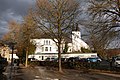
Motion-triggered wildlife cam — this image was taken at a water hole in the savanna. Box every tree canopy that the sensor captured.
[33,0,80,72]
[87,0,120,58]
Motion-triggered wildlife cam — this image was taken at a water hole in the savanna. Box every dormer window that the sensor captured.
[49,41,50,45]
[42,47,44,52]
[44,40,45,45]
[46,40,48,45]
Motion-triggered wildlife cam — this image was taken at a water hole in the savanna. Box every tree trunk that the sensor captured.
[25,47,28,67]
[58,43,62,72]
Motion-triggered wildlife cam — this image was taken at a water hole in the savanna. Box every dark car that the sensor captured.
[67,57,80,62]
[99,59,111,70]
[79,58,88,62]
[45,57,55,61]
[61,58,68,62]
[53,58,68,62]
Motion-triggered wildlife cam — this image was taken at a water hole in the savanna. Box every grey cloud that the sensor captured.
[0,0,89,39]
[0,0,35,38]
[0,0,35,15]
[0,20,8,38]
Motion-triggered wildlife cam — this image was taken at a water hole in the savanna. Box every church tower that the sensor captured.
[72,23,81,39]
[72,24,81,52]
[71,24,89,52]
[72,23,81,40]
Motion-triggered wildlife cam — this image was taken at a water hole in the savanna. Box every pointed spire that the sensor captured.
[72,23,80,31]
[75,23,80,31]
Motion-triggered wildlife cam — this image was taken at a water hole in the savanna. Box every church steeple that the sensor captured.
[72,23,80,31]
[75,23,80,31]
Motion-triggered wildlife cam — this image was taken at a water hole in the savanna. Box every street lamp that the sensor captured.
[8,42,17,80]
[1,39,17,79]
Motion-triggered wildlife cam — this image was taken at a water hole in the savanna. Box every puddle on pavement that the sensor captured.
[34,77,60,80]
[45,78,60,80]
[35,76,40,78]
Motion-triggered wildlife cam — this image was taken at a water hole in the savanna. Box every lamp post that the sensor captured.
[8,42,16,80]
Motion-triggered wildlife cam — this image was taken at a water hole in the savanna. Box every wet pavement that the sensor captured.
[2,64,120,80]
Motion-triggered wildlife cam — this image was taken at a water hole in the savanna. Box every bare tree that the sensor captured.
[88,0,120,33]
[2,20,20,42]
[33,0,80,72]
[2,12,37,67]
[86,0,120,58]
[20,11,37,67]
[86,20,117,58]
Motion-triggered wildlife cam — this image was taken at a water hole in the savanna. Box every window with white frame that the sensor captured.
[44,40,45,45]
[49,41,50,45]
[50,47,51,51]
[45,47,48,51]
[42,47,44,52]
[46,40,48,45]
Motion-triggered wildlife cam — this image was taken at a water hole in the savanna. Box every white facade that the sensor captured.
[72,31,89,52]
[32,39,58,54]
[30,31,90,61]
[9,54,19,59]
[0,45,10,61]
[29,53,98,61]
[31,31,89,54]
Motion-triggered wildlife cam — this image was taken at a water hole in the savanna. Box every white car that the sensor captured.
[112,57,120,68]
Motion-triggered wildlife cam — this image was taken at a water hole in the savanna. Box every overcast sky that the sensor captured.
[0,0,35,38]
[0,0,89,39]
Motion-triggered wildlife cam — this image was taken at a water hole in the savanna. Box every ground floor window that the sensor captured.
[42,47,44,52]
[45,47,48,51]
[42,56,44,60]
[50,47,51,51]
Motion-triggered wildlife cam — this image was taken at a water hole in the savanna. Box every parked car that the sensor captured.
[45,57,55,61]
[53,58,68,62]
[79,58,88,62]
[111,56,120,68]
[99,59,111,70]
[67,57,80,62]
[30,57,38,61]
[87,57,102,63]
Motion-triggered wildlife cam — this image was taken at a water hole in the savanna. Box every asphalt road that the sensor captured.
[3,64,120,80]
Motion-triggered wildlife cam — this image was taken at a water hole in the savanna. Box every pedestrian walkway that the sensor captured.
[3,64,120,80]
[3,63,24,80]
[89,69,120,78]
[96,72,120,78]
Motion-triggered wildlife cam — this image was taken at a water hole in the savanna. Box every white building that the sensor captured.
[70,31,89,52]
[30,30,90,61]
[32,31,89,54]
[32,39,58,54]
[0,45,10,61]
